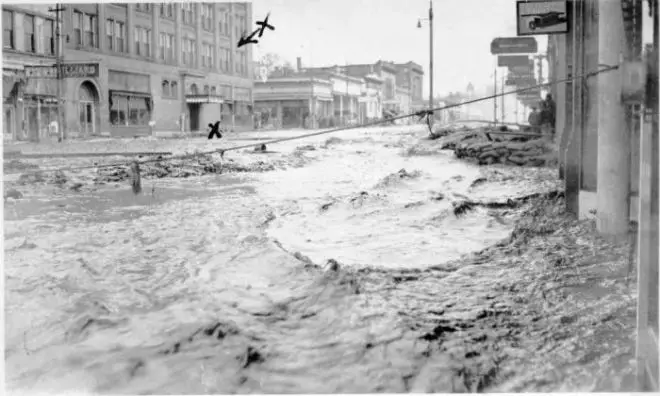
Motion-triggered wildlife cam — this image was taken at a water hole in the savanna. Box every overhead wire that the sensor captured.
[4,63,620,177]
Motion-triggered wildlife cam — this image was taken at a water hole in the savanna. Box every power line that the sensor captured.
[5,63,619,177]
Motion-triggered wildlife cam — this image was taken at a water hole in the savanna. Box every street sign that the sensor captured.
[507,77,537,86]
[516,0,569,36]
[490,37,538,55]
[24,62,99,79]
[498,55,530,67]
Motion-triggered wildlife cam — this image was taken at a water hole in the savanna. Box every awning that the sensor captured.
[186,94,224,104]
[3,69,25,99]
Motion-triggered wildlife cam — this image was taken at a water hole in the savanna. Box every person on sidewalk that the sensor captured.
[540,94,556,138]
[528,106,542,130]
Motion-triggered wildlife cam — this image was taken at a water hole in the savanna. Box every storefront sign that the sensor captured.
[490,37,538,55]
[498,55,530,67]
[516,0,569,36]
[25,63,99,79]
[61,63,99,78]
[109,70,150,93]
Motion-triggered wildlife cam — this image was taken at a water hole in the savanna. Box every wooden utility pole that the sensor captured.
[493,68,498,123]
[565,0,584,216]
[596,0,629,237]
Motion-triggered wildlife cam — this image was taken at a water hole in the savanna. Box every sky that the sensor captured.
[251,0,548,97]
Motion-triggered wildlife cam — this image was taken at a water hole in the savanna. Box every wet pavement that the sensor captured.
[4,126,637,393]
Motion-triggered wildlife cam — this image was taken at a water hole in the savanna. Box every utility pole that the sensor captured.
[597,0,629,237]
[49,4,65,142]
[493,68,498,123]
[429,0,434,128]
[501,73,505,122]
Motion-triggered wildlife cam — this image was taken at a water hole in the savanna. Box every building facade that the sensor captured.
[3,4,61,142]
[2,2,255,141]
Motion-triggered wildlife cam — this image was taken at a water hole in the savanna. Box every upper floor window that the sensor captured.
[135,4,151,13]
[182,3,194,25]
[135,26,151,57]
[3,10,13,49]
[73,10,98,48]
[23,14,35,52]
[202,42,213,68]
[159,32,174,62]
[201,3,213,31]
[43,19,54,55]
[160,3,174,18]
[218,10,230,36]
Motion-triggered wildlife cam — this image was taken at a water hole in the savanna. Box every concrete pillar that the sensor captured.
[596,0,629,237]
[98,5,106,52]
[126,4,134,55]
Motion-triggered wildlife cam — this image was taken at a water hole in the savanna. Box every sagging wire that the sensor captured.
[4,63,621,188]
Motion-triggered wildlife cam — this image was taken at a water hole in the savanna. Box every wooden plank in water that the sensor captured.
[6,152,173,159]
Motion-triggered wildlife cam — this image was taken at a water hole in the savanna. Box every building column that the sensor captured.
[195,3,202,69]
[152,5,159,61]
[98,5,106,52]
[596,0,629,237]
[126,4,134,55]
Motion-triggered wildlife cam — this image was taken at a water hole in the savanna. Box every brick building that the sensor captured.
[2,2,255,141]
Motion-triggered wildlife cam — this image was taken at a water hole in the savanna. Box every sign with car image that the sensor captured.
[516,0,569,36]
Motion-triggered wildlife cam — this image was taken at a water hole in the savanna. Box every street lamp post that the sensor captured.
[418,0,434,129]
[49,4,66,142]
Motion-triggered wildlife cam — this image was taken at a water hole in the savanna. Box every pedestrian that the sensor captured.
[207,120,222,140]
[528,106,542,129]
[540,94,556,137]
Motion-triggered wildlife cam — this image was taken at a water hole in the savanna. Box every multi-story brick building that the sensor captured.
[3,4,60,141]
[2,2,255,141]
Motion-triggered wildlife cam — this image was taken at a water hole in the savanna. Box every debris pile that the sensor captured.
[454,139,555,167]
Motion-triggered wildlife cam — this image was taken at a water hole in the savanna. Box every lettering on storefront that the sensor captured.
[24,63,99,79]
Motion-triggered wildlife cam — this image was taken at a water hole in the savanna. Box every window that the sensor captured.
[210,86,216,95]
[159,32,165,59]
[106,19,114,50]
[3,10,13,49]
[170,81,178,98]
[182,38,196,66]
[235,14,246,38]
[73,10,82,45]
[43,19,54,55]
[110,92,151,126]
[182,3,194,25]
[111,3,127,7]
[202,42,213,68]
[203,85,210,95]
[135,4,151,13]
[24,15,35,52]
[115,21,125,52]
[160,3,173,18]
[135,27,151,57]
[84,14,98,47]
[162,80,170,97]
[218,47,230,72]
[202,4,213,31]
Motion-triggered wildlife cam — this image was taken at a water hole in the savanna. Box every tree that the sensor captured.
[255,53,295,79]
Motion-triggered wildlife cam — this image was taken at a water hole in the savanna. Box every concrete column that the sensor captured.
[596,0,629,237]
[195,3,202,69]
[175,4,182,65]
[98,5,106,53]
[152,5,158,61]
[126,4,134,55]
[212,5,218,69]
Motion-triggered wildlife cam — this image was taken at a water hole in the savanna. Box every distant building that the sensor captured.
[2,2,255,141]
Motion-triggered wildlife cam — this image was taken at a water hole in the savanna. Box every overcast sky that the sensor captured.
[251,0,548,96]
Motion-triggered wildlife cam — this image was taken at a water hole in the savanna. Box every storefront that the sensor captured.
[107,70,152,136]
[2,68,24,141]
[23,78,59,141]
[233,86,253,131]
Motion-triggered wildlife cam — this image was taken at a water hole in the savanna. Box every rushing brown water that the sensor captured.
[5,126,632,394]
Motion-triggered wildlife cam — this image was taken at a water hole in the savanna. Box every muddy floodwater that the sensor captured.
[4,126,636,393]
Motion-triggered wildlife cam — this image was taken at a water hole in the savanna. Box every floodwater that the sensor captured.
[4,126,565,394]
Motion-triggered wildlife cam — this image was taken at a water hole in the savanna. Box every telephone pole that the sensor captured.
[597,0,629,237]
[49,4,65,142]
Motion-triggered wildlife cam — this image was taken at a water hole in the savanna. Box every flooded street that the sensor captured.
[4,127,635,393]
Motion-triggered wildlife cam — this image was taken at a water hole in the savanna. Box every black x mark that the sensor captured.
[237,13,275,48]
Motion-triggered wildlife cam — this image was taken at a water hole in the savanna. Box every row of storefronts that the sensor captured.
[2,61,255,141]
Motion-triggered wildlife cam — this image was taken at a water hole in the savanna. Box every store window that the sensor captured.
[110,92,151,126]
[43,19,54,55]
[162,80,170,97]
[170,81,178,98]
